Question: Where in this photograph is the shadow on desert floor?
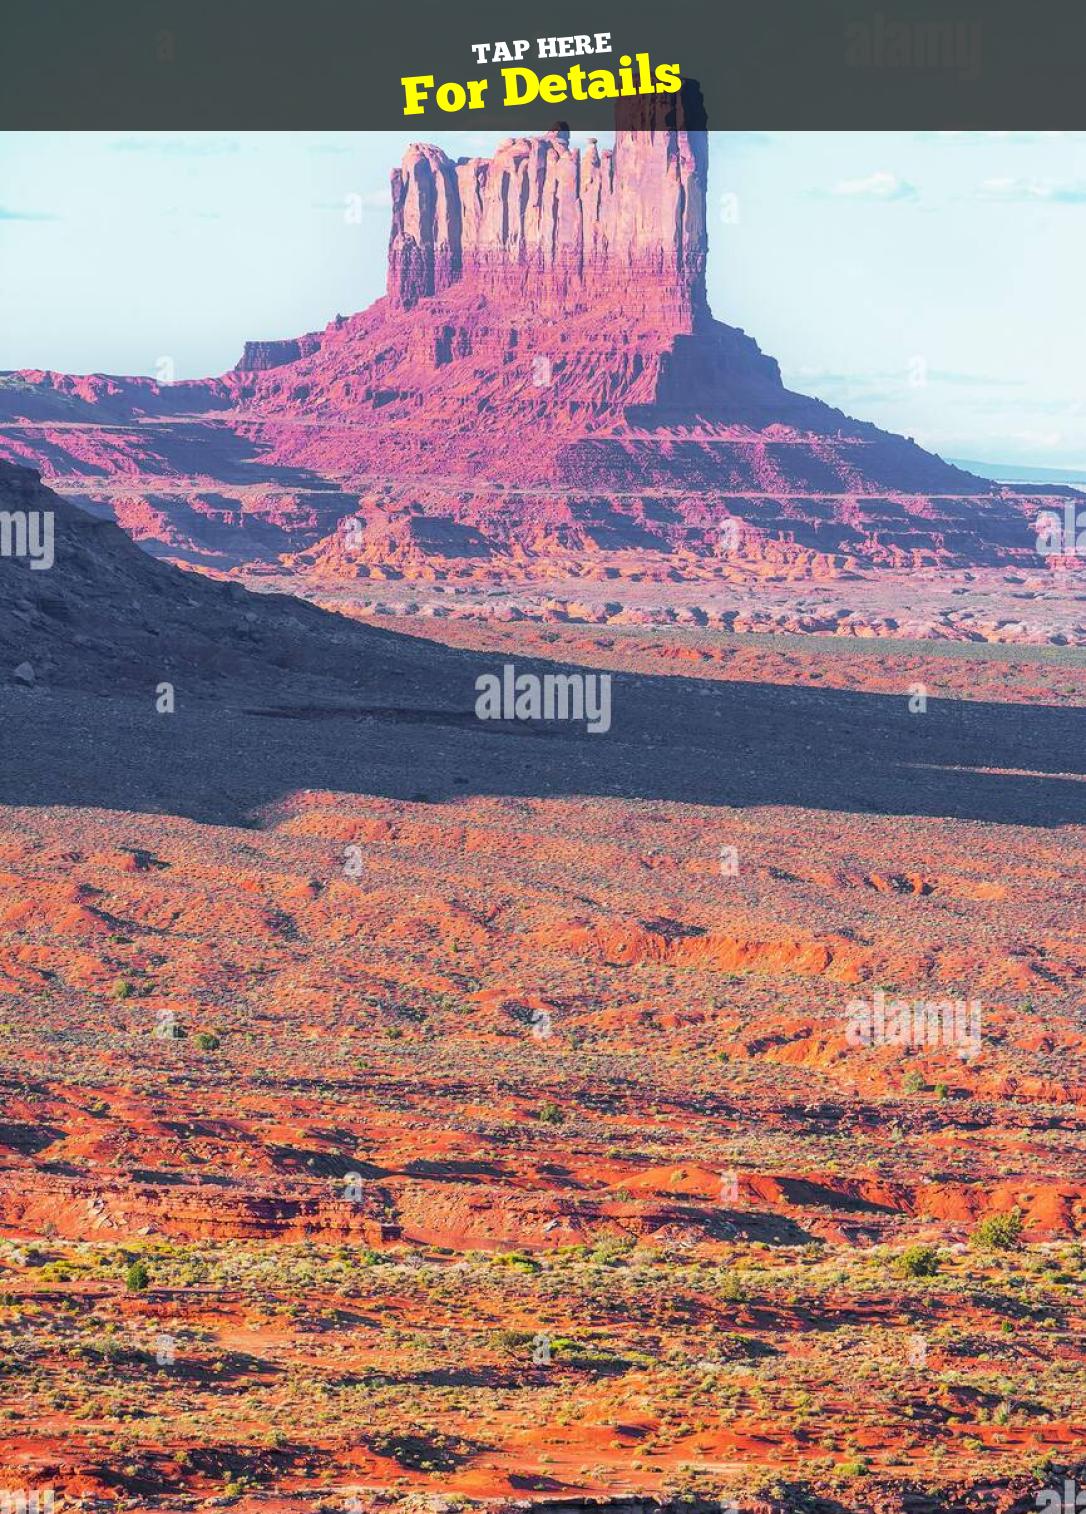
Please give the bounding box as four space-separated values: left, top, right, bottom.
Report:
1 640 1082 829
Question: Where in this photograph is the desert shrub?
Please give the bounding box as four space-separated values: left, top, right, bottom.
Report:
897 1244 941 1278
972 1208 1024 1251
535 1100 564 1124
124 1260 150 1292
902 1070 925 1093
717 1269 747 1302
550 1337 638 1373
36 1260 78 1283
493 1328 535 1358
368 1430 470 1471
194 1031 220 1051
110 979 133 999
590 1234 635 1266
716 1331 775 1362
490 1250 540 1273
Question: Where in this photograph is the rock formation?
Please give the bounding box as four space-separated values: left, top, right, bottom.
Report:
388 106 707 324
0 98 1070 576
235 331 324 372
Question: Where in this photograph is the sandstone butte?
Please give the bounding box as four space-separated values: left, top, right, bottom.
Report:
0 92 1076 576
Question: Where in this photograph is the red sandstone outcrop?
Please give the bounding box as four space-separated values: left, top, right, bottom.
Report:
0 97 1073 578
235 330 324 371
239 109 987 493
388 110 707 322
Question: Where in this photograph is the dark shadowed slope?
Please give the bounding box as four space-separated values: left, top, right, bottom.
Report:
0 463 1081 831
0 459 459 698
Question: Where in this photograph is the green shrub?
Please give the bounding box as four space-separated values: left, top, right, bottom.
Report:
37 1260 77 1283
971 1208 1024 1251
898 1244 941 1278
536 1100 564 1124
494 1328 535 1358
590 1234 635 1266
491 1250 540 1273
717 1269 747 1302
193 1031 220 1051
124 1260 150 1292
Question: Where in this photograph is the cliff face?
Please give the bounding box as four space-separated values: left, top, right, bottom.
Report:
235 333 323 372
3 104 1048 580
388 111 708 324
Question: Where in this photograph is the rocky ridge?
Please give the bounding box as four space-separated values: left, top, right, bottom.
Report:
0 101 1076 581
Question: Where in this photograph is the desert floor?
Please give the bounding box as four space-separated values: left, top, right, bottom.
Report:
1 621 1083 1512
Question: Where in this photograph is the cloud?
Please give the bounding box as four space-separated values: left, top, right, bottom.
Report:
110 136 240 157
441 130 518 155
783 367 1034 415
1003 428 1069 450
926 370 1023 389
919 130 1083 143
977 176 1086 203
829 170 917 201
161 207 223 221
790 367 1022 390
720 130 775 148
0 206 58 221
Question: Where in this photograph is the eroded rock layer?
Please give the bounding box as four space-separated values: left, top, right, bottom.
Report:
0 104 1075 579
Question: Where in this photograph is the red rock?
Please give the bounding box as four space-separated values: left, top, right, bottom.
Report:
0 97 1074 576
389 115 706 324
234 331 324 371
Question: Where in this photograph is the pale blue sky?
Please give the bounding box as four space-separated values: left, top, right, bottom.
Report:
1 130 1083 469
